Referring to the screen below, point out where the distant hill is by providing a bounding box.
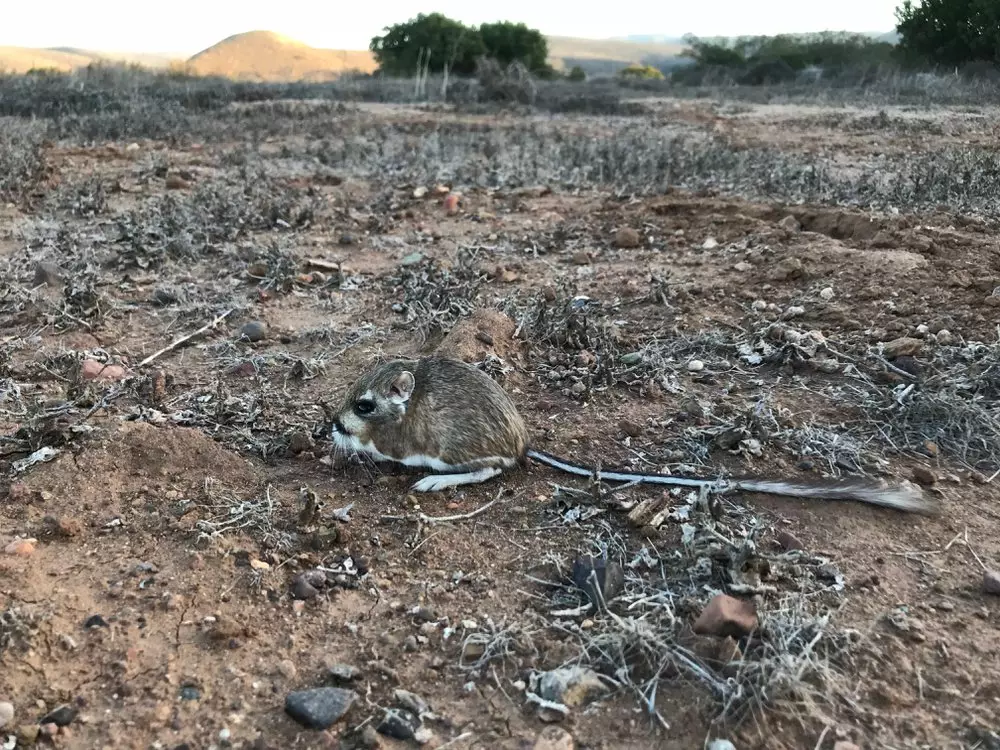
[184,30,376,81]
[0,45,177,73]
[547,35,685,75]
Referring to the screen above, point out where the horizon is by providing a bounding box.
[3,0,904,57]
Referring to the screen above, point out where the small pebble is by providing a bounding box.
[0,701,14,730]
[911,465,936,486]
[40,705,77,727]
[819,286,834,301]
[4,539,35,557]
[686,359,705,372]
[701,237,718,250]
[935,328,953,345]
[707,741,736,750]
[239,321,268,342]
[327,663,361,683]
[614,227,641,249]
[983,570,1000,595]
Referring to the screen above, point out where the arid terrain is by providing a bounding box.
[0,31,685,79]
[1,81,1000,750]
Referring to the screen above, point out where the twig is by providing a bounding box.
[437,731,475,749]
[138,309,234,367]
[382,488,512,525]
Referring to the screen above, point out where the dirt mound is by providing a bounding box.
[8,421,261,518]
[185,30,376,81]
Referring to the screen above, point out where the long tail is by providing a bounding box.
[525,449,940,515]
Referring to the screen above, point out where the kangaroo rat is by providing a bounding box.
[329,356,936,514]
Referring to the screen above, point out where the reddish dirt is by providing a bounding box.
[2,99,1000,750]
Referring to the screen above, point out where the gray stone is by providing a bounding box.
[285,687,357,730]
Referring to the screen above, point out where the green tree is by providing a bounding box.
[896,0,1000,66]
[478,21,549,72]
[567,65,586,82]
[370,13,485,76]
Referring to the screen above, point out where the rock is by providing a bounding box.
[614,227,641,248]
[769,257,804,281]
[80,359,129,382]
[285,687,358,730]
[935,328,953,346]
[775,530,805,551]
[571,556,624,608]
[287,432,312,455]
[911,466,936,486]
[275,659,297,680]
[443,193,460,215]
[619,419,643,438]
[292,572,321,600]
[393,689,429,717]
[534,726,575,750]
[32,262,64,287]
[17,724,40,744]
[832,743,860,750]
[338,233,356,245]
[733,261,753,273]
[4,539,35,556]
[536,667,609,708]
[871,230,894,248]
[0,701,13,730]
[707,741,736,750]
[882,337,922,358]
[983,570,1000,595]
[701,237,719,250]
[571,251,591,266]
[400,252,424,267]
[40,705,77,727]
[686,359,705,372]
[778,215,801,231]
[413,186,428,198]
[693,595,758,638]
[239,321,268,342]
[377,708,420,740]
[326,663,361,684]
[819,286,835,301]
[358,724,381,748]
[179,685,201,701]
[83,614,109,629]
[165,174,190,190]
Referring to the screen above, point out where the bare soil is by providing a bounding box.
[2,98,999,750]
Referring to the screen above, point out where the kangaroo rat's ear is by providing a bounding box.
[388,370,415,404]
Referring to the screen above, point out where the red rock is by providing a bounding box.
[80,359,129,382]
[692,594,758,638]
[443,193,460,215]
[4,539,36,556]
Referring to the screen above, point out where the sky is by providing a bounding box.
[2,0,904,56]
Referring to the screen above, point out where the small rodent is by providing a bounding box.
[330,356,937,514]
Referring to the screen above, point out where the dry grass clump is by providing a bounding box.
[0,118,47,203]
[384,249,487,339]
[515,495,857,737]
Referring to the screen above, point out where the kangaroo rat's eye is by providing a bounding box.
[354,399,376,415]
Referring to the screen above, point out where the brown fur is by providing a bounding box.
[332,357,528,471]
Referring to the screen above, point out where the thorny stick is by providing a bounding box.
[138,309,234,368]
